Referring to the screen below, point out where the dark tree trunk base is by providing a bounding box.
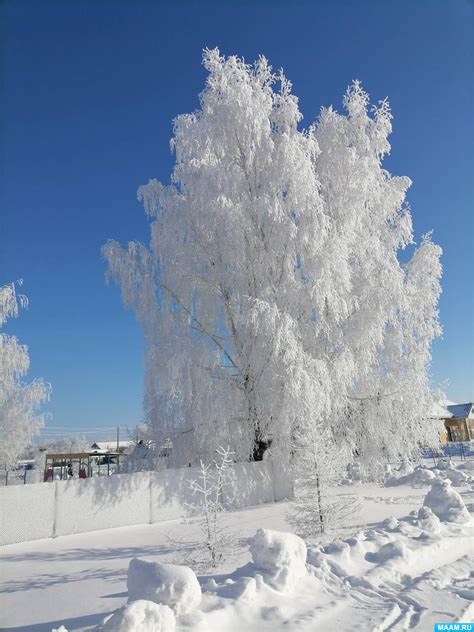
[252,437,272,461]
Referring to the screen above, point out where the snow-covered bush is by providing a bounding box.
[101,600,175,632]
[187,446,234,566]
[127,559,201,615]
[250,528,307,591]
[120,442,158,473]
[423,479,470,523]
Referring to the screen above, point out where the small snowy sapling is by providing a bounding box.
[187,445,235,567]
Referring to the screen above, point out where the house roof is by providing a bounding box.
[90,441,134,451]
[430,402,453,419]
[447,403,474,419]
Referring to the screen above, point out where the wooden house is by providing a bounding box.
[443,403,474,442]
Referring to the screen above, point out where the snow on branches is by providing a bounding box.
[103,50,442,477]
[187,446,235,567]
[0,281,50,470]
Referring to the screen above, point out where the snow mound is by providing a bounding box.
[397,461,414,476]
[249,528,307,591]
[385,465,437,487]
[322,540,351,560]
[367,540,409,564]
[101,600,175,632]
[51,627,68,632]
[381,517,400,531]
[436,458,452,470]
[443,467,471,487]
[416,506,441,533]
[423,479,471,523]
[458,460,474,471]
[127,559,201,615]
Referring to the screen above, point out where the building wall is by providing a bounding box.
[444,418,470,442]
[0,460,293,546]
[468,419,474,440]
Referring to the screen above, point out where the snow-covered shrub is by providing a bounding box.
[101,600,175,632]
[423,479,470,523]
[250,528,307,591]
[51,627,68,632]
[120,442,158,473]
[127,559,201,615]
[187,446,234,567]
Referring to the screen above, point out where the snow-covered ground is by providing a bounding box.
[1,460,473,632]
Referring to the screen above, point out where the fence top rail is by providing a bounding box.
[45,452,121,460]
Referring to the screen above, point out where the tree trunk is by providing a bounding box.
[315,471,325,533]
[245,373,272,461]
[252,431,271,461]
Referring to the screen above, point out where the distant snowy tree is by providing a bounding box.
[0,281,50,471]
[121,441,157,473]
[103,50,442,473]
[35,435,89,455]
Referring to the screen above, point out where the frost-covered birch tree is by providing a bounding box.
[0,281,50,470]
[103,49,442,472]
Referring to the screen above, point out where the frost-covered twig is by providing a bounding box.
[187,446,235,567]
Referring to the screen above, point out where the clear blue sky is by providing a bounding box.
[2,0,473,437]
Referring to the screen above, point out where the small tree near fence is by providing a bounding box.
[289,424,360,537]
[187,446,234,567]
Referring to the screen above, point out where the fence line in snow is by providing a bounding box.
[0,460,293,546]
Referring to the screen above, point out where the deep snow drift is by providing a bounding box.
[101,601,175,632]
[127,559,201,615]
[93,478,472,632]
[1,457,473,632]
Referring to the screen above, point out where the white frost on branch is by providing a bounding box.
[0,281,50,470]
[187,446,235,567]
[103,49,442,474]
